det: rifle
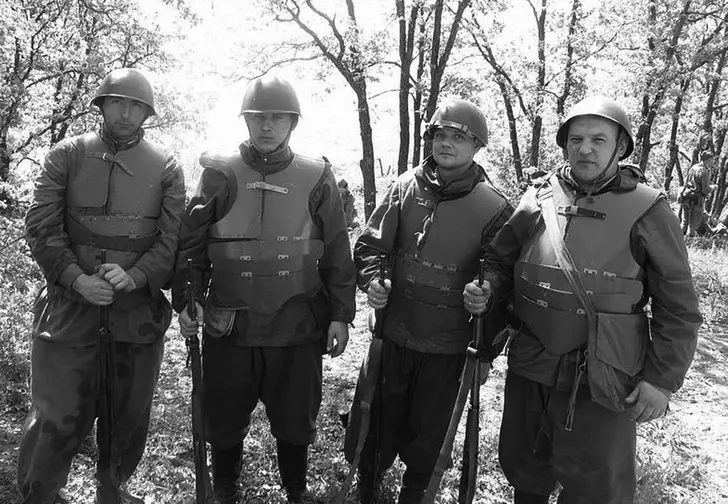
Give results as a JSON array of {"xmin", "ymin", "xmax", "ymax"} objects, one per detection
[
  {"xmin": 336, "ymin": 254, "xmax": 387, "ymax": 504},
  {"xmin": 96, "ymin": 249, "xmax": 121, "ymax": 504},
  {"xmin": 186, "ymin": 259, "xmax": 214, "ymax": 503},
  {"xmin": 424, "ymin": 259, "xmax": 486, "ymax": 503},
  {"xmin": 457, "ymin": 258, "xmax": 486, "ymax": 503}
]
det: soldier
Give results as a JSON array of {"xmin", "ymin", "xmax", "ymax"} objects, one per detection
[
  {"xmin": 337, "ymin": 178, "xmax": 360, "ymax": 230},
  {"xmin": 18, "ymin": 68, "xmax": 186, "ymax": 504},
  {"xmin": 465, "ymin": 96, "xmax": 701, "ymax": 503},
  {"xmin": 173, "ymin": 74, "xmax": 356, "ymax": 503},
  {"xmin": 352, "ymin": 99, "xmax": 512, "ymax": 503},
  {"xmin": 682, "ymin": 150, "xmax": 715, "ymax": 236}
]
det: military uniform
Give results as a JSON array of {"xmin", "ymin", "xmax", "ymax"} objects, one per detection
[
  {"xmin": 171, "ymin": 138, "xmax": 356, "ymax": 500},
  {"xmin": 18, "ymin": 126, "xmax": 185, "ymax": 503},
  {"xmin": 683, "ymin": 159, "xmax": 713, "ymax": 236},
  {"xmin": 485, "ymin": 165, "xmax": 701, "ymax": 503},
  {"xmin": 353, "ymin": 155, "xmax": 512, "ymax": 503}
]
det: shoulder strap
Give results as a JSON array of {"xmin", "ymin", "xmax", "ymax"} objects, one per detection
[{"xmin": 537, "ymin": 186, "xmax": 596, "ymax": 318}]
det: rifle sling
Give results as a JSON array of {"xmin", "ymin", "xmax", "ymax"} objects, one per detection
[
  {"xmin": 335, "ymin": 337, "xmax": 384, "ymax": 504},
  {"xmin": 538, "ymin": 188, "xmax": 597, "ymax": 430},
  {"xmin": 424, "ymin": 344, "xmax": 478, "ymax": 503}
]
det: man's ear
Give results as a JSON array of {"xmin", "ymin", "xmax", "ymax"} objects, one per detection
[
  {"xmin": 617, "ymin": 130, "xmax": 628, "ymax": 157},
  {"xmin": 290, "ymin": 115, "xmax": 299, "ymax": 132}
]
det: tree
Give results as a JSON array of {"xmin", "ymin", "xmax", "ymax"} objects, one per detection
[
  {"xmin": 420, "ymin": 0, "xmax": 472, "ymax": 160},
  {"xmin": 395, "ymin": 0, "xmax": 423, "ymax": 174},
  {"xmin": 0, "ymin": 0, "xmax": 181, "ymax": 210},
  {"xmin": 268, "ymin": 0, "xmax": 381, "ymax": 219}
]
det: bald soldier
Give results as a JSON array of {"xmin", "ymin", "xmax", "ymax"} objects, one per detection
[{"xmin": 465, "ymin": 97, "xmax": 701, "ymax": 503}]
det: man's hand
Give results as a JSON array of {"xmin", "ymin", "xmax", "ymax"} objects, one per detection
[
  {"xmin": 178, "ymin": 302, "xmax": 204, "ymax": 339},
  {"xmin": 463, "ymin": 280, "xmax": 491, "ymax": 315},
  {"xmin": 98, "ymin": 263, "xmax": 137, "ymax": 292},
  {"xmin": 72, "ymin": 273, "xmax": 115, "ymax": 306},
  {"xmin": 367, "ymin": 278, "xmax": 392, "ymax": 310},
  {"xmin": 326, "ymin": 321, "xmax": 349, "ymax": 357},
  {"xmin": 625, "ymin": 380, "xmax": 670, "ymax": 423}
]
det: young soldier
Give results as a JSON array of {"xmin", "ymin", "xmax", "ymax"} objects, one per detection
[
  {"xmin": 19, "ymin": 68, "xmax": 186, "ymax": 504},
  {"xmin": 465, "ymin": 96, "xmax": 701, "ymax": 503},
  {"xmin": 174, "ymin": 74, "xmax": 356, "ymax": 503},
  {"xmin": 352, "ymin": 99, "xmax": 512, "ymax": 503}
]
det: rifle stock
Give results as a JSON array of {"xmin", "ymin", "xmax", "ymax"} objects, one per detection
[
  {"xmin": 186, "ymin": 259, "xmax": 214, "ymax": 503},
  {"xmin": 96, "ymin": 249, "xmax": 120, "ymax": 504}
]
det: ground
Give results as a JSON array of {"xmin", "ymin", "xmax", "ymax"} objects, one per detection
[{"xmin": 1, "ymin": 248, "xmax": 727, "ymax": 503}]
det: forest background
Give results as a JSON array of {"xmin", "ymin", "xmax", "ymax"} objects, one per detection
[{"xmin": 1, "ymin": 0, "xmax": 728, "ymax": 503}]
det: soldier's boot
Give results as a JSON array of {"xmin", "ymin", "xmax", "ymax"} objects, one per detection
[
  {"xmin": 397, "ymin": 487, "xmax": 425, "ymax": 504},
  {"xmin": 276, "ymin": 440, "xmax": 309, "ymax": 503},
  {"xmin": 356, "ymin": 469, "xmax": 382, "ymax": 504},
  {"xmin": 211, "ymin": 442, "xmax": 243, "ymax": 504},
  {"xmin": 513, "ymin": 489, "xmax": 550, "ymax": 504},
  {"xmin": 52, "ymin": 490, "xmax": 70, "ymax": 504},
  {"xmin": 397, "ymin": 470, "xmax": 428, "ymax": 504}
]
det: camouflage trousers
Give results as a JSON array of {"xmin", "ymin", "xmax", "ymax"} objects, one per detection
[{"xmin": 17, "ymin": 335, "xmax": 164, "ymax": 504}]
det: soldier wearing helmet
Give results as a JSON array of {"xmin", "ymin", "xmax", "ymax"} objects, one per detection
[
  {"xmin": 350, "ymin": 98, "xmax": 512, "ymax": 502},
  {"xmin": 464, "ymin": 96, "xmax": 701, "ymax": 504},
  {"xmin": 19, "ymin": 68, "xmax": 186, "ymax": 503},
  {"xmin": 682, "ymin": 149, "xmax": 716, "ymax": 236},
  {"xmin": 173, "ymin": 74, "xmax": 355, "ymax": 503}
]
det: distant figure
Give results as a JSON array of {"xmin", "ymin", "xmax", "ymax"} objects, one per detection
[
  {"xmin": 710, "ymin": 205, "xmax": 728, "ymax": 235},
  {"xmin": 337, "ymin": 178, "xmax": 360, "ymax": 229},
  {"xmin": 682, "ymin": 150, "xmax": 715, "ymax": 236}
]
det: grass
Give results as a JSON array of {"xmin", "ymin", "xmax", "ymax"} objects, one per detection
[{"xmin": 1, "ymin": 218, "xmax": 727, "ymax": 503}]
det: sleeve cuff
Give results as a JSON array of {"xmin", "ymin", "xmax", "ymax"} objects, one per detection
[
  {"xmin": 58, "ymin": 263, "xmax": 84, "ymax": 290},
  {"xmin": 127, "ymin": 267, "xmax": 148, "ymax": 290}
]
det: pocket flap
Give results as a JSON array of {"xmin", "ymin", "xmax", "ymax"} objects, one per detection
[{"xmin": 595, "ymin": 312, "xmax": 648, "ymax": 377}]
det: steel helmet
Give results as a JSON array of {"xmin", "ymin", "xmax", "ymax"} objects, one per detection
[
  {"xmin": 92, "ymin": 68, "xmax": 156, "ymax": 115},
  {"xmin": 240, "ymin": 75, "xmax": 301, "ymax": 116},
  {"xmin": 424, "ymin": 99, "xmax": 488, "ymax": 146},
  {"xmin": 556, "ymin": 96, "xmax": 634, "ymax": 159}
]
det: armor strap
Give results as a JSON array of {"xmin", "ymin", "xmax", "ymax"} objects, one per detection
[{"xmin": 66, "ymin": 214, "xmax": 159, "ymax": 252}]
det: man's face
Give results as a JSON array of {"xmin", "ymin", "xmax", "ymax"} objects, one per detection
[
  {"xmin": 432, "ymin": 127, "xmax": 478, "ymax": 174},
  {"xmin": 102, "ymin": 97, "xmax": 148, "ymax": 139},
  {"xmin": 704, "ymin": 157, "xmax": 714, "ymax": 170},
  {"xmin": 566, "ymin": 115, "xmax": 625, "ymax": 184},
  {"xmin": 244, "ymin": 112, "xmax": 295, "ymax": 153}
]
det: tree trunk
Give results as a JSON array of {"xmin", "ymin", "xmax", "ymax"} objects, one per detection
[
  {"xmin": 664, "ymin": 77, "xmax": 691, "ymax": 191},
  {"xmin": 411, "ymin": 12, "xmax": 426, "ymax": 168},
  {"xmin": 355, "ymin": 88, "xmax": 377, "ymax": 221},
  {"xmin": 396, "ymin": 0, "xmax": 419, "ymax": 175},
  {"xmin": 528, "ymin": 0, "xmax": 547, "ymax": 169},
  {"xmin": 496, "ymin": 78, "xmax": 523, "ymax": 183}
]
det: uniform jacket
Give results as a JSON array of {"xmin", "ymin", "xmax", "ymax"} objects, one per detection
[
  {"xmin": 170, "ymin": 140, "xmax": 356, "ymax": 348},
  {"xmin": 25, "ymin": 128, "xmax": 186, "ymax": 345},
  {"xmin": 685, "ymin": 162, "xmax": 712, "ymax": 205},
  {"xmin": 484, "ymin": 165, "xmax": 702, "ymax": 394},
  {"xmin": 354, "ymin": 156, "xmax": 513, "ymax": 355}
]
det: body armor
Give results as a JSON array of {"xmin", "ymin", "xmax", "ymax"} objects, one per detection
[
  {"xmin": 65, "ymin": 133, "xmax": 165, "ymax": 275},
  {"xmin": 207, "ymin": 153, "xmax": 326, "ymax": 314},
  {"xmin": 513, "ymin": 174, "xmax": 660, "ymax": 355},
  {"xmin": 385, "ymin": 172, "xmax": 507, "ymax": 354}
]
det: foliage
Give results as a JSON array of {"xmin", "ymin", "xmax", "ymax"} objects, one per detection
[
  {"xmin": 0, "ymin": 0, "xmax": 195, "ymax": 211},
  {"xmin": 0, "ymin": 216, "xmax": 42, "ymax": 412}
]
